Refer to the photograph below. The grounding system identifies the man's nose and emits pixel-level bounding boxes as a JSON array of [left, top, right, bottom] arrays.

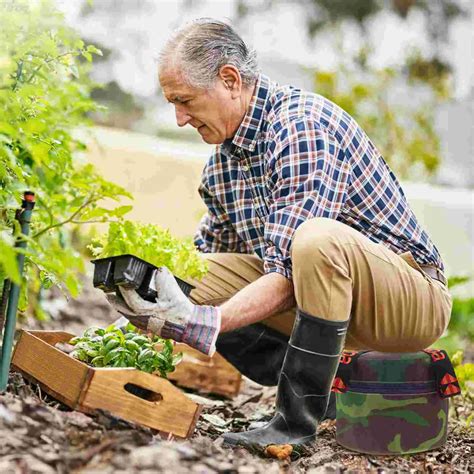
[[175, 106, 191, 127]]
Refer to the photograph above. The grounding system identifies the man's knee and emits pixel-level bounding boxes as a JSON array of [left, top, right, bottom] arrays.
[[290, 218, 354, 319], [291, 217, 349, 264]]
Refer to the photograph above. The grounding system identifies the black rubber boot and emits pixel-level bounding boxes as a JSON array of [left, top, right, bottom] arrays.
[[216, 323, 289, 386], [216, 322, 337, 421], [223, 310, 348, 448], [324, 392, 337, 420]]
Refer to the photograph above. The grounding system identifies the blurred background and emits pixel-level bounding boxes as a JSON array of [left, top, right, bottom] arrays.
[[0, 1, 471, 433], [54, 0, 473, 290], [0, 4, 472, 466], [0, 1, 472, 333]]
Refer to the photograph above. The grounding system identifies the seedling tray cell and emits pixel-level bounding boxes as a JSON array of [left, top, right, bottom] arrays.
[[113, 255, 149, 289], [91, 254, 194, 301]]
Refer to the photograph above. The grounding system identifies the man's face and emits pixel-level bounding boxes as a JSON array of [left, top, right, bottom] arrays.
[[159, 68, 241, 145]]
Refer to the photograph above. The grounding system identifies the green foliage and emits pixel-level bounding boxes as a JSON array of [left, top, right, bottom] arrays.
[[454, 362, 474, 393], [450, 351, 473, 427], [406, 53, 452, 99], [451, 351, 474, 391], [0, 234, 21, 284], [447, 274, 472, 289], [88, 220, 208, 281], [431, 295, 474, 356], [69, 323, 183, 378], [0, 1, 132, 307], [433, 273, 474, 356], [284, 0, 461, 181], [312, 62, 447, 179], [293, 0, 465, 38], [449, 297, 474, 341], [306, 0, 379, 33]]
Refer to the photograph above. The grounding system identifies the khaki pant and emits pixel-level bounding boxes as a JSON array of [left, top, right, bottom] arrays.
[[188, 217, 452, 352]]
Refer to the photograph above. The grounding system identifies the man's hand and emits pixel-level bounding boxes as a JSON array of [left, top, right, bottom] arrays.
[[106, 267, 221, 356]]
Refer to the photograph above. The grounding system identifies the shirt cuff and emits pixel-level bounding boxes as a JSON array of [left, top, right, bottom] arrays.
[[194, 235, 211, 253], [183, 305, 221, 356], [264, 258, 293, 280]]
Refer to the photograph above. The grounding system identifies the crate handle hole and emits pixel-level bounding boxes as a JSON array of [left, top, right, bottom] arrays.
[[124, 383, 163, 403]]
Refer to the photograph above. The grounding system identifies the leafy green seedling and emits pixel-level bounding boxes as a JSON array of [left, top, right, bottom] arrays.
[[69, 322, 183, 378], [88, 220, 208, 281]]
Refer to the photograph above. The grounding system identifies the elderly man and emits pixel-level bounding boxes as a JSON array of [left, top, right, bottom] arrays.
[[109, 19, 452, 449]]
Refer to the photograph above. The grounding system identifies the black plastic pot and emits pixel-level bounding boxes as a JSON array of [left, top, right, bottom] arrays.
[[91, 254, 195, 302]]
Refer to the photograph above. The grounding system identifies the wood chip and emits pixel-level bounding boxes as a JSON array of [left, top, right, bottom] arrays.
[[264, 444, 293, 460]]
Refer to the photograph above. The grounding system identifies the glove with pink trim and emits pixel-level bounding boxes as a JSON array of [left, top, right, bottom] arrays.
[[106, 267, 221, 356]]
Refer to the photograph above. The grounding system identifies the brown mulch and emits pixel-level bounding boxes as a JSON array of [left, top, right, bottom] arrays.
[[1, 282, 473, 473], [1, 371, 472, 473]]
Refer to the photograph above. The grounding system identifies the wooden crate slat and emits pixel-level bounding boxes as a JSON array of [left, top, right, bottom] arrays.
[[30, 330, 75, 346], [169, 344, 241, 397], [12, 330, 89, 407], [80, 368, 202, 438]]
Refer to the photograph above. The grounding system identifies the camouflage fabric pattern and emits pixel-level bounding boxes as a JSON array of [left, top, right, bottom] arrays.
[[336, 352, 448, 455]]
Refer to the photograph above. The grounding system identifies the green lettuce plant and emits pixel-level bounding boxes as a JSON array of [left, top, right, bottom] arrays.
[[88, 220, 208, 281]]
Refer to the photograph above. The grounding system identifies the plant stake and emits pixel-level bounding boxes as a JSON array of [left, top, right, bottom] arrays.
[[0, 191, 35, 392]]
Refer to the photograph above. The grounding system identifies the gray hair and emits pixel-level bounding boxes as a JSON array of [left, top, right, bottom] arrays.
[[159, 18, 259, 89]]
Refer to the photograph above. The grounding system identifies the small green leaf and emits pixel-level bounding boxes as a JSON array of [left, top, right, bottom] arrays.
[[104, 339, 120, 353], [86, 45, 103, 56], [91, 355, 104, 367], [81, 51, 92, 62], [104, 346, 126, 364], [0, 239, 20, 284], [172, 352, 183, 366], [125, 322, 136, 333], [125, 340, 140, 352]]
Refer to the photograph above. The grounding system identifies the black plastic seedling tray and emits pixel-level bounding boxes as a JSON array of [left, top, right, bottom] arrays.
[[91, 254, 194, 302]]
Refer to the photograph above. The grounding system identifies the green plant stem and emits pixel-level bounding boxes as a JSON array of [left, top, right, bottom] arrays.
[[11, 60, 23, 92], [33, 193, 98, 239], [23, 51, 79, 85]]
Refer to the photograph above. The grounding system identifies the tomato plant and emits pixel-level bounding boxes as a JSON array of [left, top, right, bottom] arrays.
[[0, 1, 133, 315]]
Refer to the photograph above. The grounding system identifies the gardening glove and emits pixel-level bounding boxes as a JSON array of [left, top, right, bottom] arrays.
[[106, 267, 221, 356]]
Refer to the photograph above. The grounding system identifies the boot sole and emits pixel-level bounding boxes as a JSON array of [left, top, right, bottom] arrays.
[[222, 432, 316, 449]]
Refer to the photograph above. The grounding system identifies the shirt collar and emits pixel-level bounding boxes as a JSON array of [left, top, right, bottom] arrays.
[[231, 73, 273, 152]]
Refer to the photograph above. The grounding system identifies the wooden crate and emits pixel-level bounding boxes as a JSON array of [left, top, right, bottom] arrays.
[[167, 343, 241, 398], [11, 330, 202, 439]]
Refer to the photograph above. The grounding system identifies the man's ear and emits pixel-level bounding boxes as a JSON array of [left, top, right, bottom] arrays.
[[218, 65, 242, 99]]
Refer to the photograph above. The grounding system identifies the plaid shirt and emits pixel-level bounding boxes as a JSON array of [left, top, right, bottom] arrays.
[[194, 74, 444, 279]]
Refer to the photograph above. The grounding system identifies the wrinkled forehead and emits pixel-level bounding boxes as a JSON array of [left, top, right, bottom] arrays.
[[159, 67, 194, 99]]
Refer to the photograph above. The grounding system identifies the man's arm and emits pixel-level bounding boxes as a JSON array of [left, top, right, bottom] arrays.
[[219, 272, 295, 332]]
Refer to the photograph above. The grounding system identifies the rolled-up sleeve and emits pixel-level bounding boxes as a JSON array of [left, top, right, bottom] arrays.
[[194, 166, 251, 254], [263, 118, 350, 279]]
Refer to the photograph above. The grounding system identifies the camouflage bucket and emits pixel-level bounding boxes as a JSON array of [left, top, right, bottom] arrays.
[[333, 350, 461, 455]]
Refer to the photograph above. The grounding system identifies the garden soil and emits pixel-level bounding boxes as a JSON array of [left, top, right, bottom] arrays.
[[1, 282, 473, 473]]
